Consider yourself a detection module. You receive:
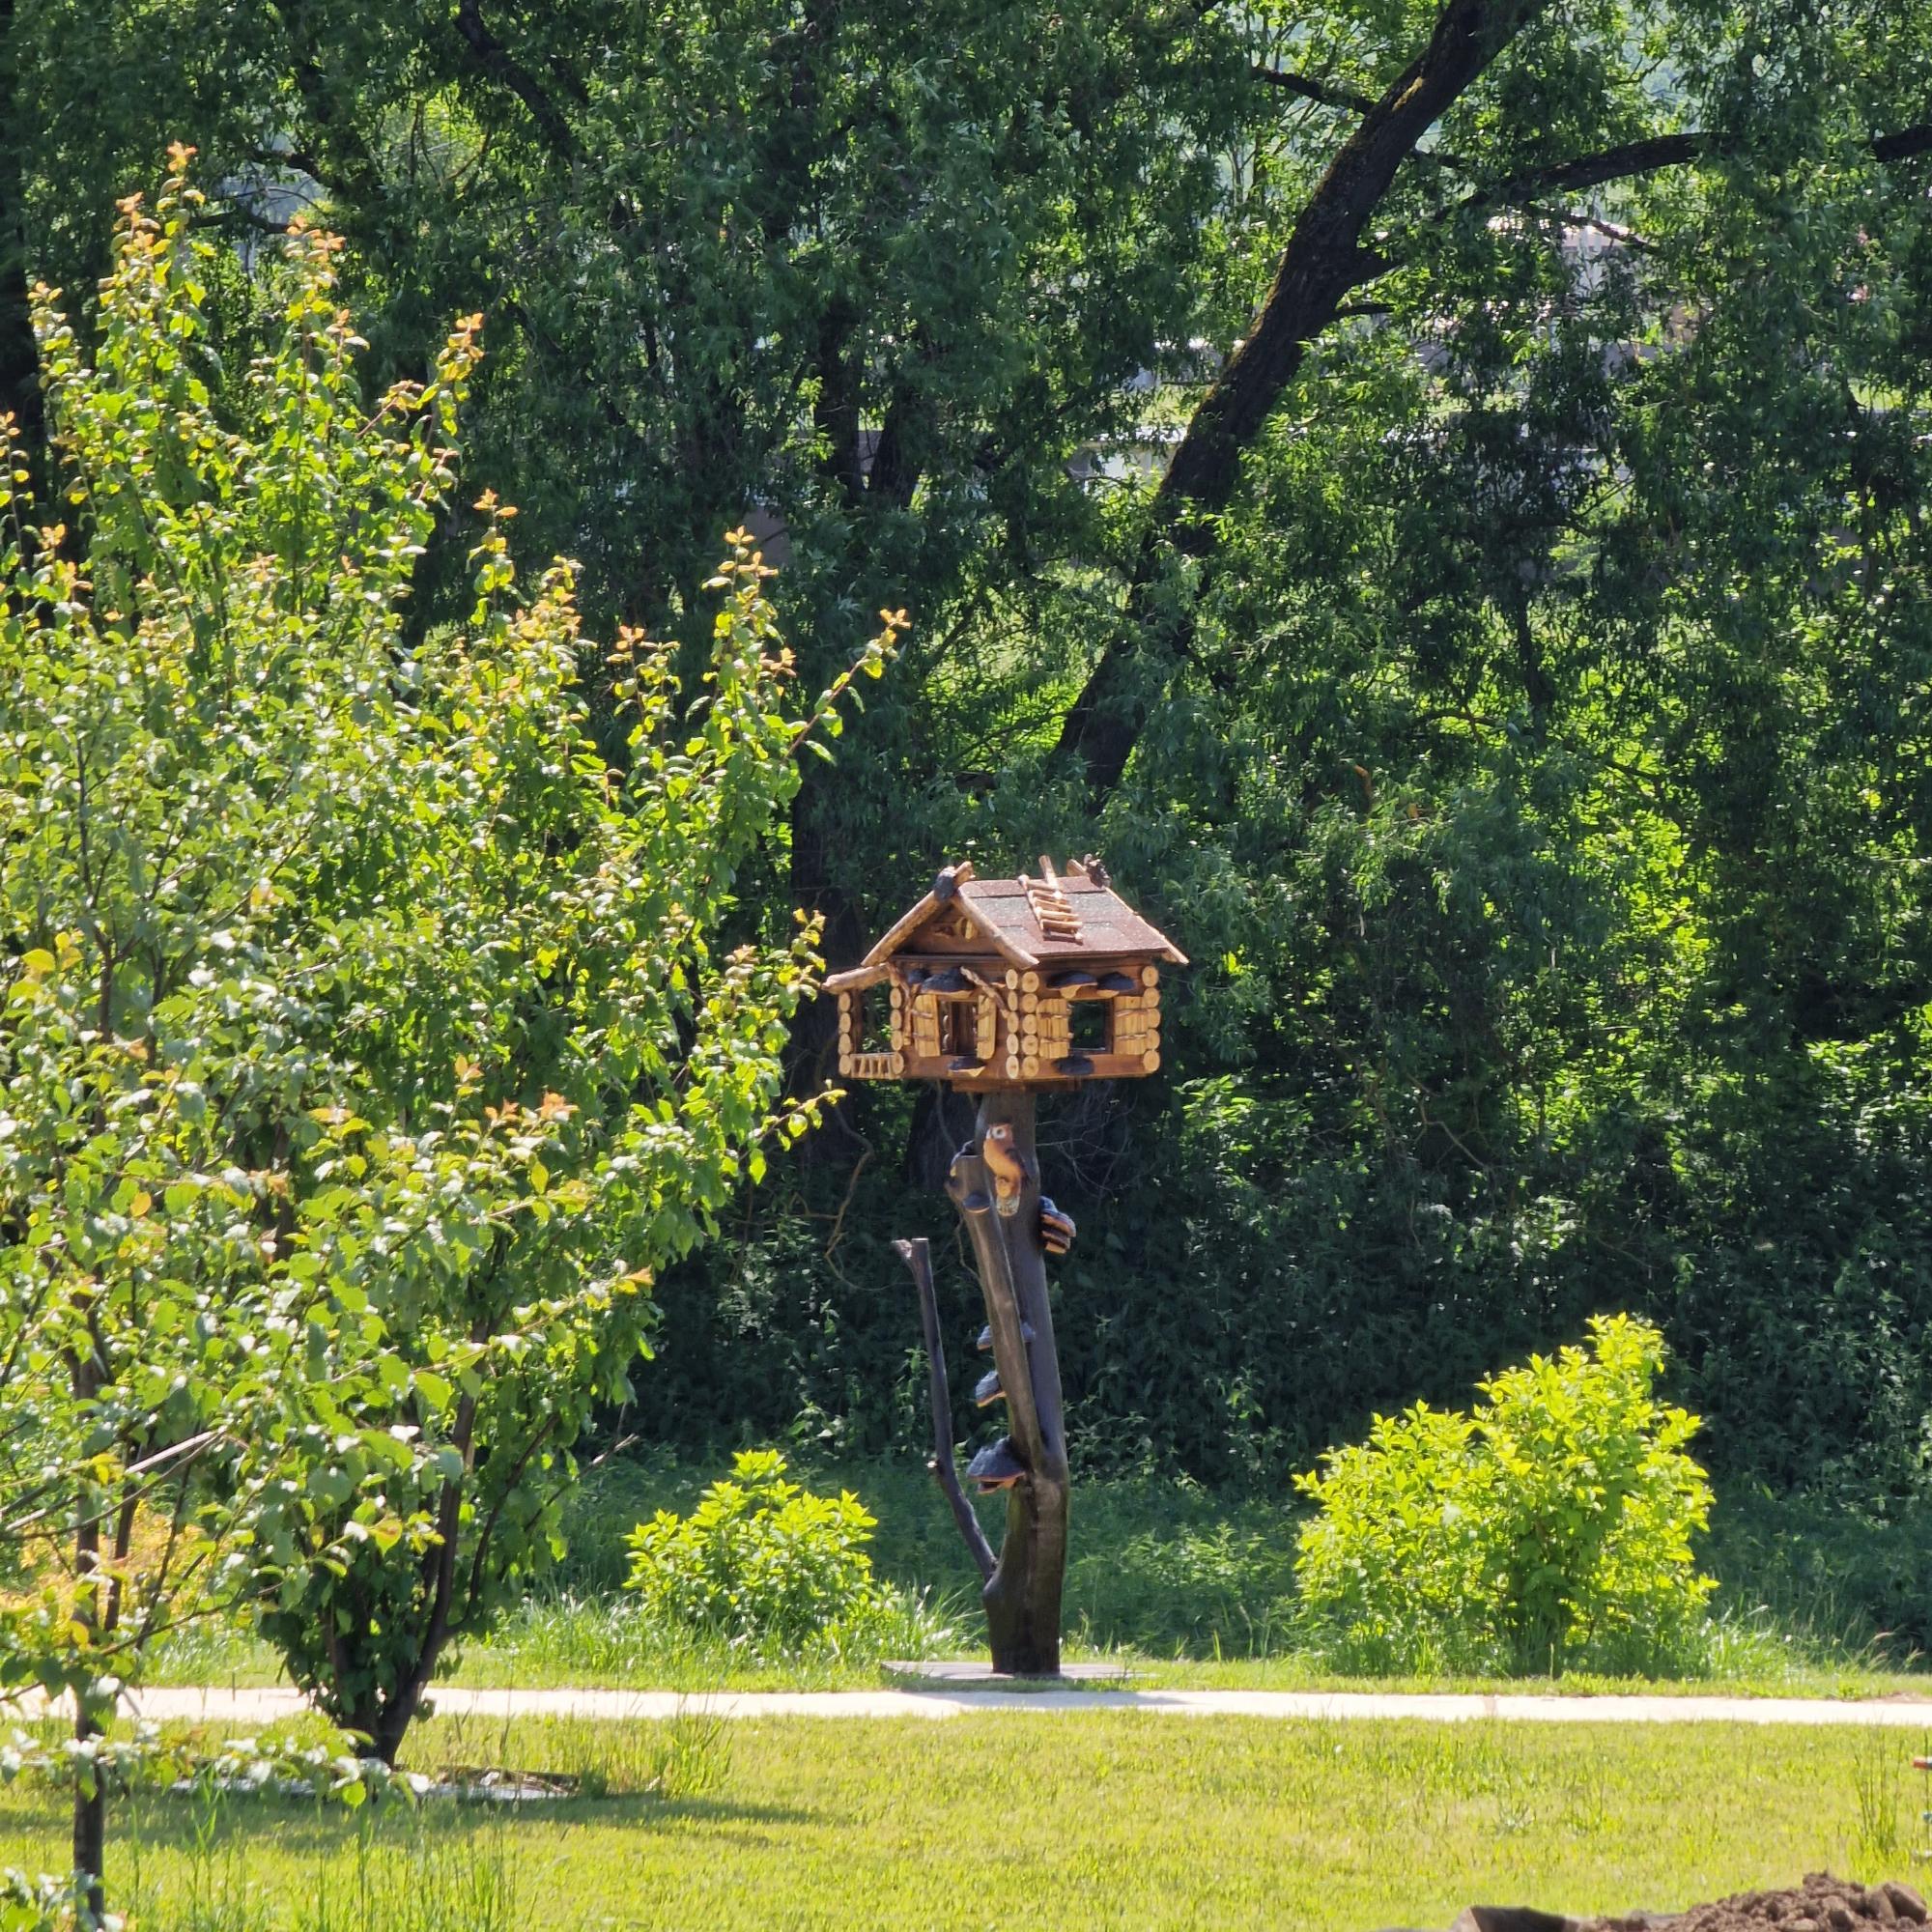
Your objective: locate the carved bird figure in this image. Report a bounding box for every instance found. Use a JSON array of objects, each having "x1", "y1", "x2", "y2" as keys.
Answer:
[
  {"x1": 967, "y1": 1436, "x2": 1027, "y2": 1492},
  {"x1": 1038, "y1": 1197, "x2": 1076, "y2": 1258},
  {"x1": 980, "y1": 1122, "x2": 1031, "y2": 1218}
]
